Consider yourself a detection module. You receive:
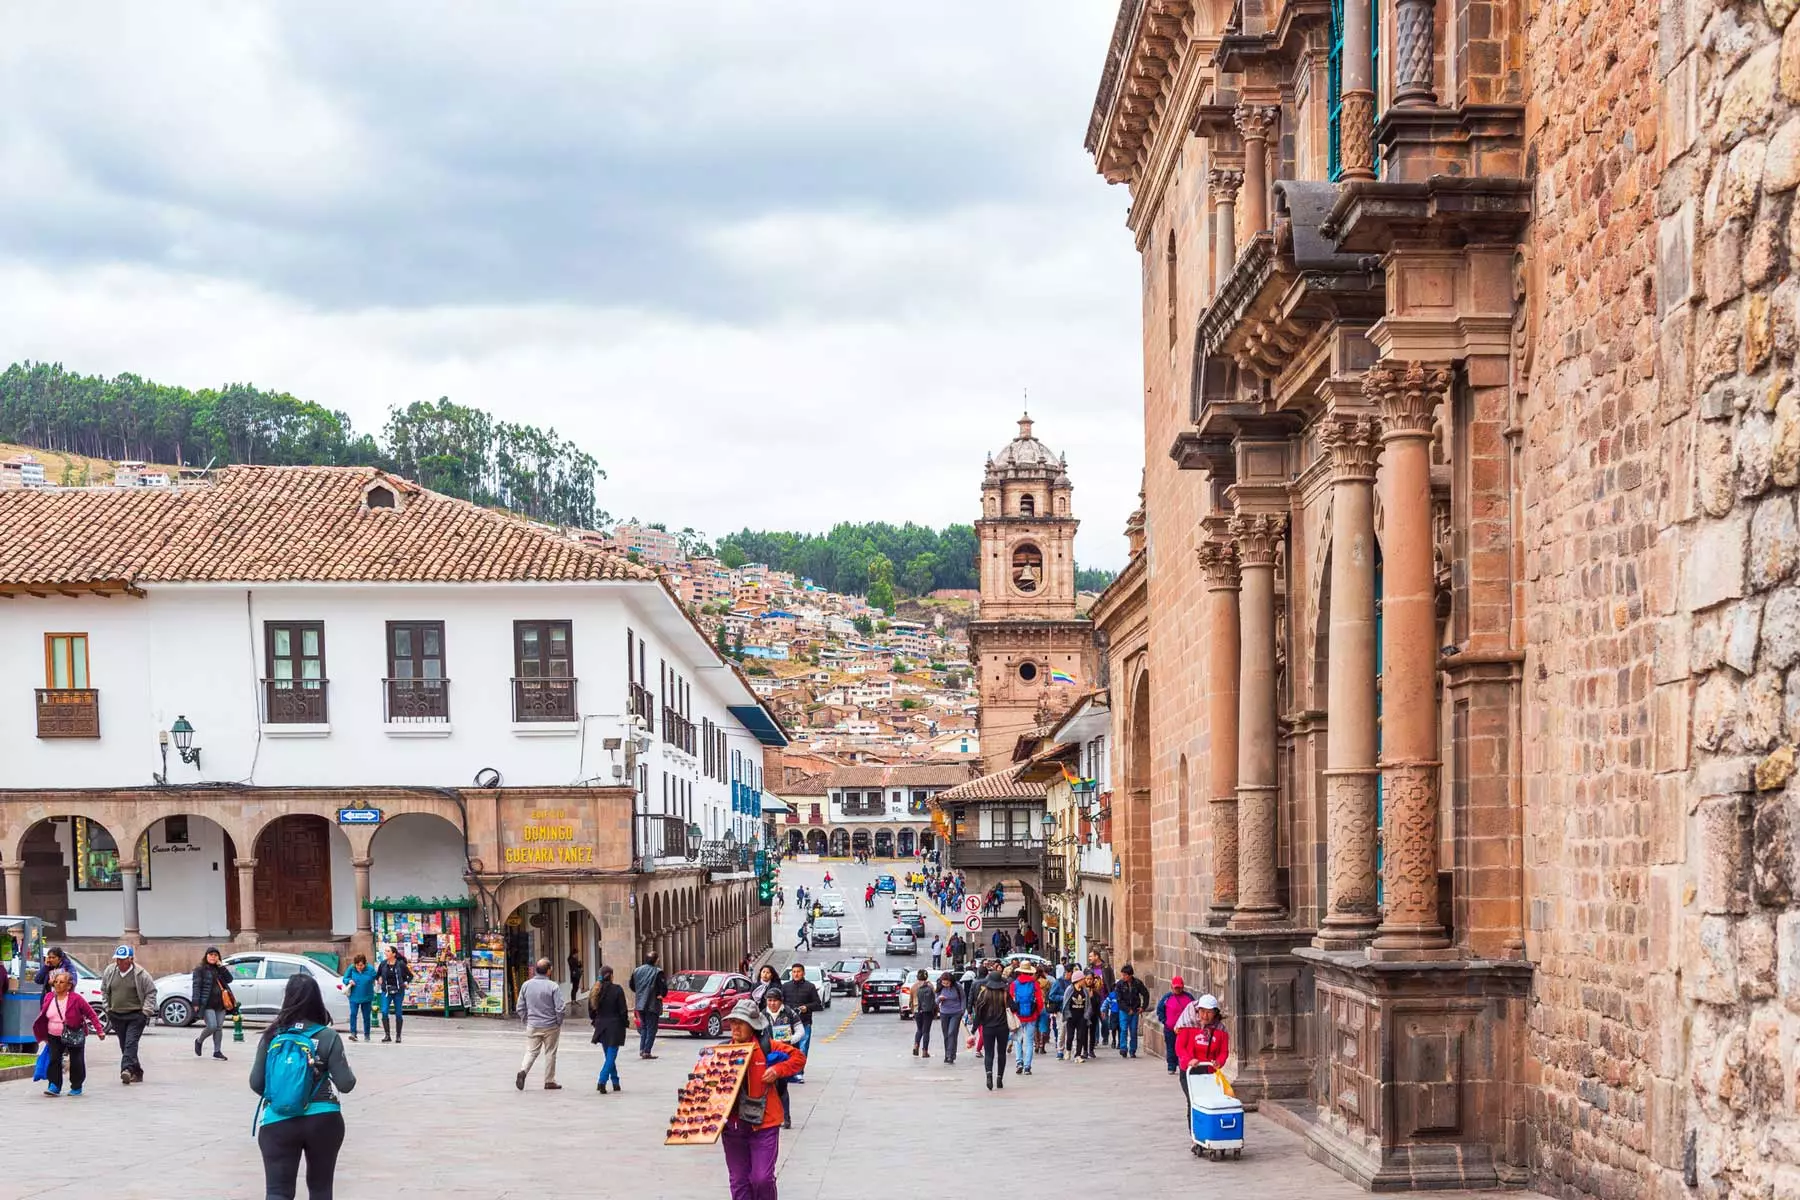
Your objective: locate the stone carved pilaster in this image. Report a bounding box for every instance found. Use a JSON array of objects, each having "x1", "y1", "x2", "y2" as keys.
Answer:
[
  {"x1": 1320, "y1": 414, "x2": 1382, "y2": 480},
  {"x1": 1323, "y1": 771, "x2": 1379, "y2": 916},
  {"x1": 1393, "y1": 0, "x2": 1439, "y2": 107},
  {"x1": 1234, "y1": 104, "x2": 1280, "y2": 236},
  {"x1": 1338, "y1": 93, "x2": 1378, "y2": 180},
  {"x1": 1207, "y1": 167, "x2": 1244, "y2": 204},
  {"x1": 1366, "y1": 359, "x2": 1454, "y2": 959},
  {"x1": 1229, "y1": 510, "x2": 1287, "y2": 928},
  {"x1": 1233, "y1": 103, "x2": 1280, "y2": 143},
  {"x1": 1209, "y1": 167, "x2": 1244, "y2": 284},
  {"x1": 1197, "y1": 538, "x2": 1241, "y2": 587},
  {"x1": 1199, "y1": 537, "x2": 1242, "y2": 919}
]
